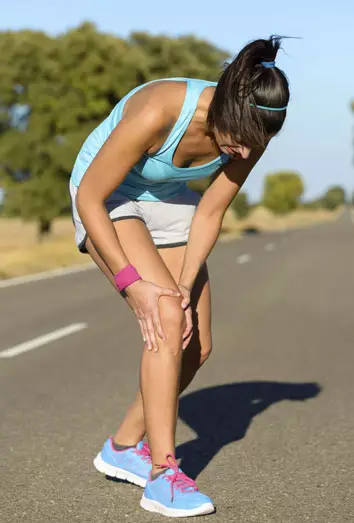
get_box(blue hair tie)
[261,61,276,68]
[250,103,287,112]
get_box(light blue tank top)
[70,78,229,201]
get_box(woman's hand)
[123,279,180,352]
[178,284,193,350]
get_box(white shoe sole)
[93,452,147,488]
[140,495,215,517]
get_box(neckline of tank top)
[141,78,230,171]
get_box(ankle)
[111,438,137,451]
[113,432,145,447]
[151,454,176,475]
[151,465,169,478]
[113,424,145,447]
[151,467,168,481]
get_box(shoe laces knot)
[160,455,198,501]
[135,442,152,464]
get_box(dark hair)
[207,35,290,149]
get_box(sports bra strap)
[151,79,216,161]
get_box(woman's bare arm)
[75,97,180,351]
[179,149,264,290]
[76,103,169,274]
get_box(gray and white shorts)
[69,180,201,253]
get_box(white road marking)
[237,254,252,264]
[351,209,354,224]
[0,323,88,359]
[265,242,275,252]
[0,264,95,289]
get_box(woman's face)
[213,130,251,160]
[214,129,274,159]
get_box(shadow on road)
[176,381,321,479]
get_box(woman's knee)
[159,297,185,344]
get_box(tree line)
[191,173,346,220]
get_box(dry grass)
[0,207,341,279]
[244,206,341,231]
[220,206,341,242]
[0,218,88,280]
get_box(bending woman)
[69,36,290,518]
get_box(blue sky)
[2,0,353,201]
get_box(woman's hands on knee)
[124,279,180,351]
[178,284,193,350]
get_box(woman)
[69,36,289,517]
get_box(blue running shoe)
[94,437,151,487]
[140,455,214,517]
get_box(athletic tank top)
[70,78,230,201]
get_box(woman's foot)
[140,455,215,517]
[94,437,151,487]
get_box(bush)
[321,186,346,210]
[231,192,250,219]
[263,171,304,215]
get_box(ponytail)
[207,35,290,148]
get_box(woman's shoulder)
[122,79,189,127]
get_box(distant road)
[1,212,353,522]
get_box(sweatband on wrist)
[114,264,142,292]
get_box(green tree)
[0,24,228,238]
[231,192,250,219]
[0,29,63,237]
[129,33,227,81]
[321,186,346,210]
[263,171,304,214]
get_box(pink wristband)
[114,264,142,292]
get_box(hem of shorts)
[79,238,188,253]
[77,216,146,254]
[111,216,146,224]
[156,241,188,249]
[78,235,88,254]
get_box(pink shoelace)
[135,442,152,464]
[158,455,198,501]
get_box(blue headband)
[250,103,288,112]
[261,60,276,68]
[250,60,287,110]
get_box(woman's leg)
[114,248,212,445]
[86,222,212,465]
[86,219,182,471]
[159,245,212,391]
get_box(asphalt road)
[1,212,354,523]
